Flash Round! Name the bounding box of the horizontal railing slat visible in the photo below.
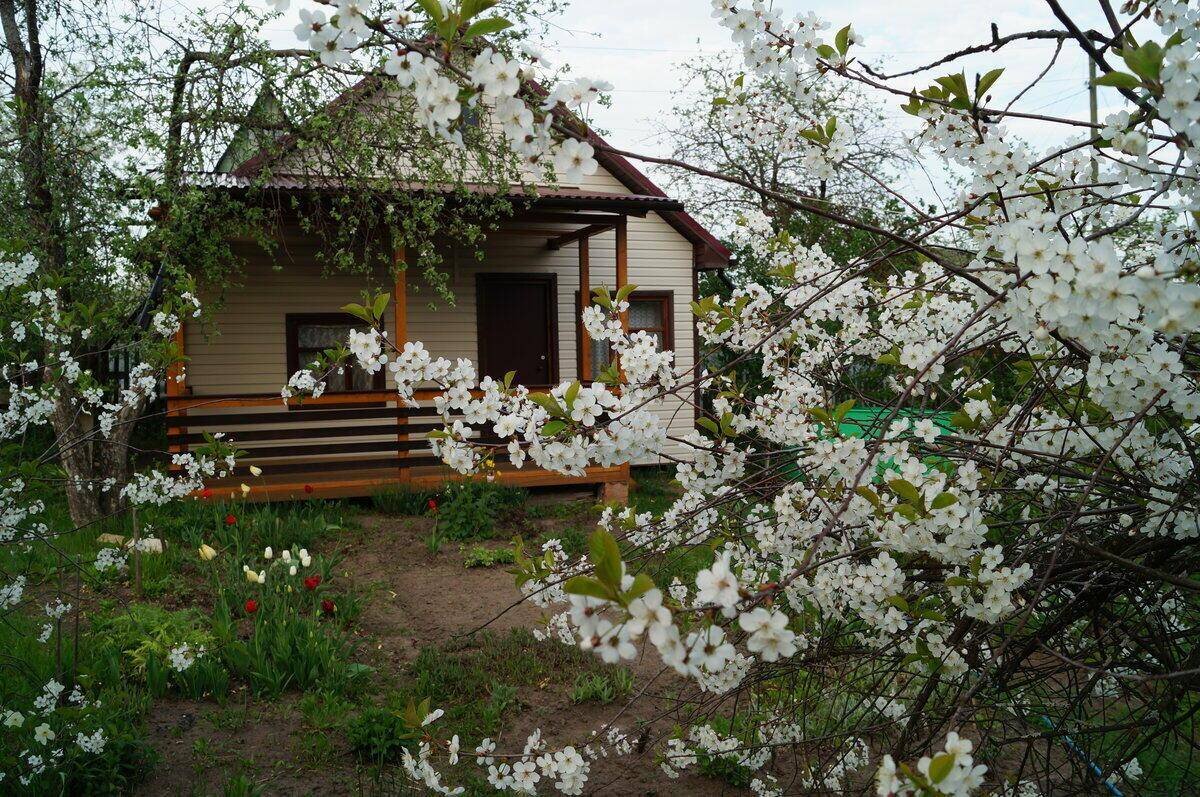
[167,421,448,445]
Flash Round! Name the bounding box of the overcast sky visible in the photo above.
[531,1,1118,199]
[248,1,1126,203]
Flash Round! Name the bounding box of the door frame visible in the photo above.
[475,272,560,386]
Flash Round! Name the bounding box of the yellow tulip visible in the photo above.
[249,465,263,477]
[240,483,251,495]
[197,544,218,561]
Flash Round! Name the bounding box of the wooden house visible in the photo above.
[168,83,729,501]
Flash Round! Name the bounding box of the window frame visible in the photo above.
[575,290,674,378]
[285,312,386,394]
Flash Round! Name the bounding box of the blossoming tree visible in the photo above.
[271,0,1200,793]
[1,0,1198,792]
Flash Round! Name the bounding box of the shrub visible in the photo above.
[438,481,525,541]
[462,544,516,568]
[89,603,215,684]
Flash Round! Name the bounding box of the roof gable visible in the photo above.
[225,75,730,269]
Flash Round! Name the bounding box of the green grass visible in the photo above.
[524,498,595,520]
[370,484,439,516]
[630,466,680,514]
[0,486,361,794]
[570,668,634,704]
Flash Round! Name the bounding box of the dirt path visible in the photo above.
[139,510,737,795]
[335,513,733,796]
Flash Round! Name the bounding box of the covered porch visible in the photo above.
[166,189,681,501]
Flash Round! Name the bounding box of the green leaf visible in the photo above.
[463,16,513,40]
[615,283,638,303]
[894,503,919,522]
[1092,70,1143,90]
[540,420,567,437]
[372,292,391,322]
[340,303,372,323]
[808,407,833,426]
[503,370,516,389]
[460,0,498,20]
[930,492,958,510]
[528,392,564,417]
[564,380,581,407]
[591,285,613,310]
[976,67,1004,98]
[885,594,909,612]
[697,417,721,437]
[935,72,970,102]
[834,25,851,55]
[854,485,882,508]
[945,576,974,587]
[624,573,655,603]
[928,752,955,783]
[589,529,623,588]
[564,576,613,601]
[1123,41,1163,82]
[815,43,836,60]
[719,412,736,436]
[833,399,856,423]
[414,0,444,23]
[888,478,922,507]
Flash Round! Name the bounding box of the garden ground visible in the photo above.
[4,468,743,795]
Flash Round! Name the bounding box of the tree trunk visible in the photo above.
[95,398,145,517]
[50,391,102,527]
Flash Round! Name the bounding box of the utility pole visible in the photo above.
[1089,58,1100,184]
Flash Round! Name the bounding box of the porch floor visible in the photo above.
[199,462,629,502]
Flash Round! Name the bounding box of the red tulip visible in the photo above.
[244,599,258,614]
[200,488,213,500]
[428,498,439,513]
[321,599,335,616]
[303,574,322,591]
[303,484,315,494]
[225,514,236,526]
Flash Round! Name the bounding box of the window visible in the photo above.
[577,291,673,378]
[285,313,385,392]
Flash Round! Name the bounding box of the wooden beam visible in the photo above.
[510,211,626,225]
[615,216,629,379]
[394,244,410,482]
[616,216,629,332]
[547,223,615,251]
[166,324,188,460]
[191,465,630,502]
[579,237,591,383]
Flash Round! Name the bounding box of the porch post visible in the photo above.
[394,245,410,482]
[612,216,632,501]
[615,215,628,333]
[166,325,187,474]
[579,237,591,383]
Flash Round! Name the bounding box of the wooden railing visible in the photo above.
[164,388,629,499]
[166,389,442,480]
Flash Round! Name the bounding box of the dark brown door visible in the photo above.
[476,274,558,385]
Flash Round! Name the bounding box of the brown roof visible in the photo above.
[223,74,731,270]
[188,172,686,213]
